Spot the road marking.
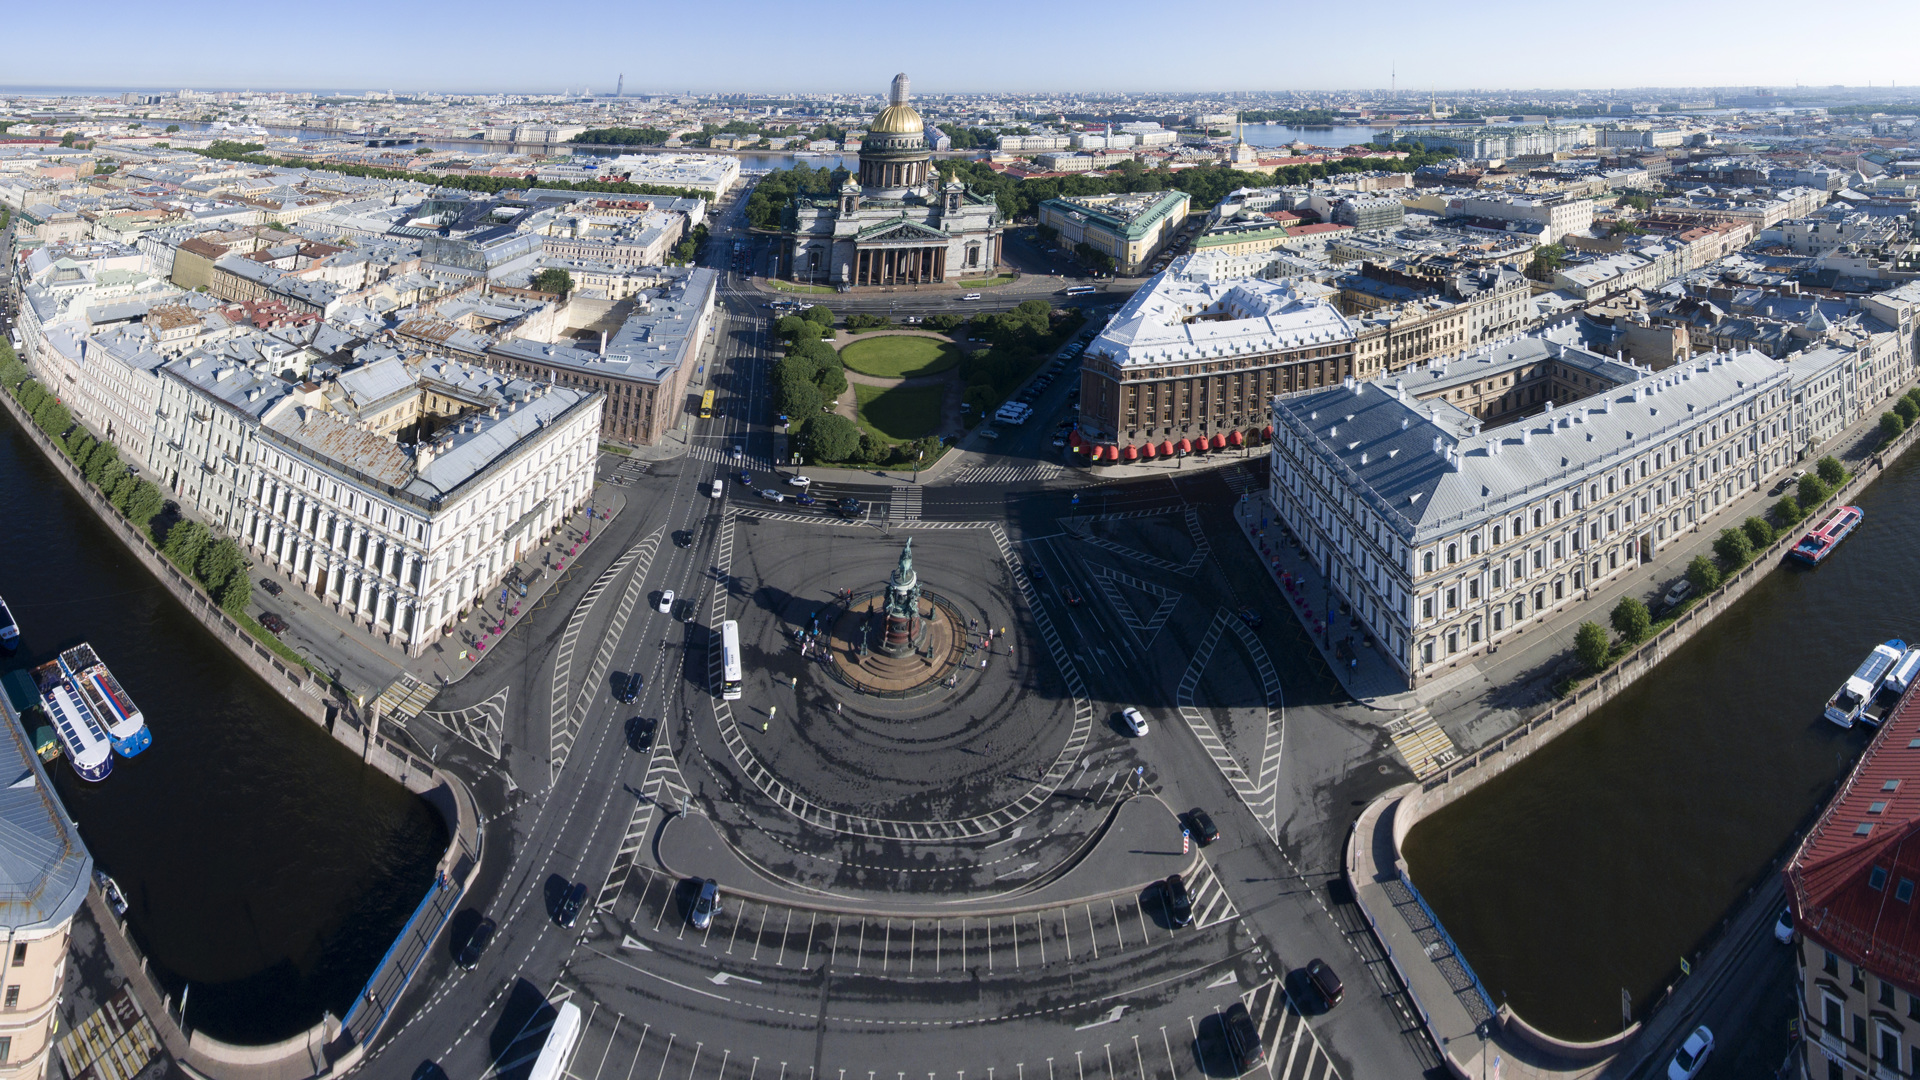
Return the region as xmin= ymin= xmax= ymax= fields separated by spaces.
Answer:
xmin=1085 ymin=905 xmax=1099 ymax=960
xmin=621 ymin=935 xmax=653 ymax=952
xmin=776 ymin=909 xmax=793 ymax=967
xmin=654 ymin=1035 xmax=677 ymax=1080
xmin=709 ymin=971 xmax=763 ymax=987
xmin=1011 ymin=917 xmax=1020 ymax=968
xmin=1109 ymin=899 xmax=1125 ymax=952
xmin=1074 ymin=1006 xmax=1128 ymax=1031
xmin=1207 ymin=972 xmax=1237 ymax=989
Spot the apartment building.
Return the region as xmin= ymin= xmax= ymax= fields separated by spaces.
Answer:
xmin=1446 ymin=192 xmax=1595 ymax=243
xmin=150 ymin=353 xmax=293 ymax=534
xmin=1038 ymin=190 xmax=1190 ymax=275
xmin=1268 ymin=339 xmax=1792 ymax=687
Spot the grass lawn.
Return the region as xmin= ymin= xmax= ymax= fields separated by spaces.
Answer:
xmin=854 ymin=383 xmax=945 ymax=442
xmin=958 ymin=274 xmax=1018 ymax=287
xmin=765 ymin=279 xmax=837 ymax=294
xmin=839 ymin=335 xmax=963 ymax=378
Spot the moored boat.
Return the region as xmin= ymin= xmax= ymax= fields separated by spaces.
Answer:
xmin=1869 ymin=646 xmax=1920 ymax=726
xmin=1789 ymin=506 xmax=1864 ymax=566
xmin=0 ymin=596 xmax=16 ymax=651
xmin=58 ymin=644 xmax=150 ymax=758
xmin=1827 ymin=639 xmax=1907 ymax=728
xmin=32 ymin=661 xmax=112 ymax=781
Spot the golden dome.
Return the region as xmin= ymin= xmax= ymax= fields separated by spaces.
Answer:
xmin=869 ymin=102 xmax=925 ymax=136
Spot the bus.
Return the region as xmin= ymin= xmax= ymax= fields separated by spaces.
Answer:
xmin=699 ymin=389 xmax=716 ymax=420
xmin=527 ymin=1001 xmax=583 ymax=1080
xmin=719 ymin=620 xmax=743 ymax=700
xmin=1063 ymin=285 xmax=1097 ymax=297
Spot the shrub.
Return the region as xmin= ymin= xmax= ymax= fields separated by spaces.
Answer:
xmin=1575 ymin=621 xmax=1611 ymax=673
xmin=1741 ymin=516 xmax=1776 ymax=550
xmin=1686 ymin=554 xmax=1721 ymax=596
xmin=801 ymin=413 xmax=861 ymax=461
xmin=1713 ymin=527 xmax=1754 ymax=570
xmin=803 ymin=305 xmax=834 ymax=327
xmin=1898 ymin=398 xmax=1919 ymax=427
xmin=1816 ymin=455 xmax=1846 ymax=487
xmin=1610 ymin=596 xmax=1651 ymax=645
xmin=1797 ymin=474 xmax=1829 ymax=509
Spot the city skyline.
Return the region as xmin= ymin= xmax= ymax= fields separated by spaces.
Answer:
xmin=7 ymin=0 xmax=1920 ymax=96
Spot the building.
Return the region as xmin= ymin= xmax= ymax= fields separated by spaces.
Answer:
xmin=0 ymin=688 xmax=91 ymax=1080
xmin=1785 ymin=690 xmax=1920 ymax=1080
xmin=1038 ymin=190 xmax=1190 ymax=276
xmin=781 ymin=75 xmax=1003 ymax=287
xmin=1268 ymin=338 xmax=1793 ymax=687
xmin=150 ymin=351 xmax=294 ymax=533
xmin=1077 ymin=270 xmax=1356 ymax=454
xmin=1330 ymin=196 xmax=1406 ymax=232
xmin=596 ymin=153 xmax=740 ymax=199
xmin=1445 ymin=192 xmax=1595 ymax=243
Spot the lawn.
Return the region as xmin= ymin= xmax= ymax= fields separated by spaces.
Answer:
xmin=958 ymin=274 xmax=1018 ymax=287
xmin=765 ymin=279 xmax=836 ymax=294
xmin=854 ymin=383 xmax=945 ymax=442
xmin=839 ymin=335 xmax=963 ymax=378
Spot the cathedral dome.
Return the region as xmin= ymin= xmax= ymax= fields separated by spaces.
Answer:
xmin=867 ymin=73 xmax=925 ymax=137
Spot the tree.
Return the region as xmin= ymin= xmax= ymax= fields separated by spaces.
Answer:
xmin=66 ymin=431 xmax=94 ymax=463
xmin=1797 ymin=473 xmax=1829 ymax=509
xmin=1713 ymin=527 xmax=1753 ymax=570
xmin=1878 ymin=410 xmax=1903 ymax=444
xmin=803 ymin=305 xmax=834 ymax=328
xmin=530 ymin=268 xmax=573 ymax=296
xmin=33 ymin=400 xmax=71 ymax=443
xmin=165 ymin=124 xmax=180 ymax=133
xmin=1897 ymin=398 xmax=1919 ymax=427
xmin=802 ymin=414 xmax=861 ymax=461
xmin=197 ymin=538 xmax=247 ymax=596
xmin=84 ymin=442 xmax=120 ymax=488
xmin=216 ymin=573 xmax=251 ymax=615
xmin=1527 ymin=243 xmax=1568 ymax=281
xmin=1771 ymin=495 xmax=1805 ymax=528
xmin=163 ymin=519 xmax=211 ymax=572
xmin=1685 ymin=555 xmax=1721 ymax=597
xmin=1610 ymin=596 xmax=1651 ymax=645
xmin=1816 ymin=455 xmax=1846 ymax=486
xmin=1575 ymin=621 xmax=1611 ymax=673
xmin=1741 ymin=516 xmax=1775 ymax=551
xmin=59 ymin=131 xmax=78 ymax=148
xmin=123 ymin=480 xmax=165 ymax=530
xmin=814 ymin=357 xmax=848 ymax=400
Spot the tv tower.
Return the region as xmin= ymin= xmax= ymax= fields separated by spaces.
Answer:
xmin=615 ymin=73 xmax=624 ymax=98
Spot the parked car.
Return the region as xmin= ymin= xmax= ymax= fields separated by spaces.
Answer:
xmin=258 ymin=612 xmax=289 ymax=635
xmin=556 ymin=882 xmax=587 ymax=928
xmin=1661 ymin=579 xmax=1693 ymax=612
xmin=787 ymin=474 xmax=813 ymax=488
xmin=259 ymin=577 xmax=284 ymax=597
xmin=1305 ymin=958 xmax=1343 ymax=1008
xmin=978 ymin=428 xmax=1001 ymax=440
xmin=1221 ymin=1002 xmax=1264 ymax=1072
xmin=691 ymin=878 xmax=722 ymax=929
xmin=657 ymin=589 xmax=675 ymax=614
xmin=1153 ymin=873 xmax=1192 ymax=927
xmin=1666 ymin=1026 xmax=1713 ymax=1080
xmin=1120 ymin=707 xmax=1148 ymax=736
xmin=1185 ymin=807 xmax=1219 ymax=846
xmin=619 ymin=672 xmax=642 ymax=703
xmin=759 ymin=488 xmax=785 ymax=503
xmin=456 ymin=917 xmax=495 ymax=969
xmin=1774 ymin=906 xmax=1794 ymax=944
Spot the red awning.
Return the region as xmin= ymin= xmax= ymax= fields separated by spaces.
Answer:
xmin=1209 ymin=433 xmax=1227 ymax=450
xmin=1227 ymin=429 xmax=1244 ymax=447
xmin=1122 ymin=444 xmax=1139 ymax=462
xmin=1263 ymin=425 xmax=1274 ymax=440
xmin=1159 ymin=440 xmax=1176 ymax=458
xmin=1176 ymin=437 xmax=1193 ymax=454
xmin=1069 ymin=430 xmax=1085 ymax=450
xmin=1098 ymin=445 xmax=1116 ymax=462
xmin=1140 ymin=441 xmax=1157 ymax=459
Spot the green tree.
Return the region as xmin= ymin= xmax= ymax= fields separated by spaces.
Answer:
xmin=59 ymin=131 xmax=78 ymax=148
xmin=1771 ymin=495 xmax=1805 ymax=528
xmin=1897 ymin=398 xmax=1919 ymax=427
xmin=1816 ymin=455 xmax=1846 ymax=486
xmin=803 ymin=305 xmax=834 ymax=328
xmin=1797 ymin=473 xmax=1829 ymax=509
xmin=163 ymin=519 xmax=211 ymax=571
xmin=196 ymin=537 xmax=247 ymax=596
xmin=1880 ymin=411 xmax=1904 ymax=444
xmin=216 ymin=573 xmax=251 ymax=615
xmin=802 ymin=413 xmax=861 ymax=461
xmin=1741 ymin=516 xmax=1776 ymax=551
xmin=1686 ymin=554 xmax=1721 ymax=596
xmin=33 ymin=400 xmax=72 ymax=443
xmin=1713 ymin=527 xmax=1754 ymax=569
xmin=84 ymin=442 xmax=120 ymax=488
xmin=814 ymin=357 xmax=848 ymax=400
xmin=123 ymin=480 xmax=164 ymax=530
xmin=1526 ymin=242 xmax=1568 ymax=281
xmin=1575 ymin=620 xmax=1611 ymax=673
xmin=66 ymin=430 xmax=94 ymax=463
xmin=165 ymin=124 xmax=180 ymax=133
xmin=1610 ymin=596 xmax=1651 ymax=645
xmin=530 ymin=268 xmax=573 ymax=296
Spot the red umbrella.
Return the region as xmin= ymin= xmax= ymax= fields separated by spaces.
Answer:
xmin=1122 ymin=444 xmax=1139 ymax=462
xmin=1140 ymin=441 xmax=1157 ymax=459
xmin=1227 ymin=429 xmax=1244 ymax=447
xmin=1158 ymin=440 xmax=1176 ymax=457
xmin=1176 ymin=437 xmax=1193 ymax=454
xmin=1210 ymin=433 xmax=1228 ymax=451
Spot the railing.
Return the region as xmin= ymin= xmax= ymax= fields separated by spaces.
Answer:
xmin=1397 ymin=868 xmax=1498 ymax=1018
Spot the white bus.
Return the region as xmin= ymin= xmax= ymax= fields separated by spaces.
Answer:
xmin=719 ymin=620 xmax=743 ymax=700
xmin=1063 ymin=285 xmax=1096 ymax=296
xmin=527 ymin=1001 xmax=583 ymax=1080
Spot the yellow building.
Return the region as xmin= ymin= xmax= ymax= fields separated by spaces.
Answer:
xmin=1038 ymin=190 xmax=1190 ymax=275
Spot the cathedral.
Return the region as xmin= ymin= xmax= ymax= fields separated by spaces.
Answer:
xmin=781 ymin=74 xmax=1003 ymax=287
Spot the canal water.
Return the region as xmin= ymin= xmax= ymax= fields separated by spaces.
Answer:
xmin=1401 ymin=452 xmax=1920 ymax=1039
xmin=0 ymin=416 xmax=447 ymax=1044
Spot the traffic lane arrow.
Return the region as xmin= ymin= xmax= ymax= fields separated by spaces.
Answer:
xmin=709 ymin=971 xmax=764 ymax=987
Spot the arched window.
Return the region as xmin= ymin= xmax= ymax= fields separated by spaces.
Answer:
xmin=1423 ymin=551 xmax=1435 ymax=573
xmin=1446 ymin=543 xmax=1458 ymax=564
xmin=1470 ymin=535 xmax=1482 ymax=555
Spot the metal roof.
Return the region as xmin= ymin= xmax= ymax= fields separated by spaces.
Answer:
xmin=0 ymin=692 xmax=92 ymax=934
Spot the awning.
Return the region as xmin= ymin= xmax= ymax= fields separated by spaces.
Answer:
xmin=1176 ymin=437 xmax=1193 ymax=454
xmin=1227 ymin=429 xmax=1244 ymax=447
xmin=1140 ymin=441 xmax=1157 ymax=459
xmin=1210 ymin=433 xmax=1228 ymax=451
xmin=1069 ymin=430 xmax=1085 ymax=450
xmin=1263 ymin=425 xmax=1274 ymax=440
xmin=1122 ymin=444 xmax=1139 ymax=462
xmin=1159 ymin=440 xmax=1176 ymax=458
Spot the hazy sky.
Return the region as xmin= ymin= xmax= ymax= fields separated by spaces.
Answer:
xmin=8 ymin=0 xmax=1920 ymax=95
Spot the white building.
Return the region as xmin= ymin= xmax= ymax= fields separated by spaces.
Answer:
xmin=1447 ymin=192 xmax=1595 ymax=243
xmin=596 ymin=153 xmax=741 ymax=198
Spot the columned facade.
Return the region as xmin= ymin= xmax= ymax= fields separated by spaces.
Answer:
xmin=855 ymin=245 xmax=947 ymax=287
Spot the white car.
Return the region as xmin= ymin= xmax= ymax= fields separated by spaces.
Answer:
xmin=657 ymin=589 xmax=675 ymax=614
xmin=711 ymin=479 xmax=724 ymax=498
xmin=787 ymin=475 xmax=812 ymax=488
xmin=1120 ymin=707 xmax=1148 ymax=737
xmin=1666 ymin=1026 xmax=1713 ymax=1080
xmin=961 ymin=293 xmax=982 ymax=301
xmin=731 ymin=445 xmax=743 ymax=459
xmin=1773 ymin=906 xmax=1794 ymax=944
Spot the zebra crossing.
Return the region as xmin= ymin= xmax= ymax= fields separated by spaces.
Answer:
xmin=686 ymin=442 xmax=761 ymax=467
xmin=1385 ymin=706 xmax=1459 ymax=779
xmin=371 ymin=672 xmax=437 ymax=723
xmin=1240 ymin=977 xmax=1343 ymax=1080
xmin=888 ymin=484 xmax=923 ymax=520
xmin=1221 ymin=465 xmax=1261 ymax=496
xmin=950 ymin=463 xmax=1064 ymax=485
xmin=599 ymin=456 xmax=651 ymax=486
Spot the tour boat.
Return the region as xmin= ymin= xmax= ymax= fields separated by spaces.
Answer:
xmin=1868 ymin=647 xmax=1920 ymax=726
xmin=58 ymin=644 xmax=151 ymax=758
xmin=1788 ymin=506 xmax=1864 ymax=566
xmin=93 ymin=871 xmax=128 ymax=917
xmin=0 ymin=595 xmax=16 ymax=651
xmin=32 ymin=661 xmax=112 ymax=782
xmin=1826 ymin=639 xmax=1908 ymax=729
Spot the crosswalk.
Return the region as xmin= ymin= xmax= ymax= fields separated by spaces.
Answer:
xmin=598 ymin=457 xmax=651 ymax=486
xmin=1221 ymin=465 xmax=1261 ymax=496
xmin=888 ymin=484 xmax=923 ymax=520
xmin=686 ymin=442 xmax=765 ymax=468
xmin=372 ymin=672 xmax=436 ymax=723
xmin=951 ymin=463 xmax=1065 ymax=485
xmin=1385 ymin=706 xmax=1459 ymax=779
xmin=1240 ymin=977 xmax=1343 ymax=1080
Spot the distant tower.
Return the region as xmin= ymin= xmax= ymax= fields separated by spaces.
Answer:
xmin=616 ymin=73 xmax=624 ymax=98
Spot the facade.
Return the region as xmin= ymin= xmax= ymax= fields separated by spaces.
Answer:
xmin=150 ymin=353 xmax=293 ymax=533
xmin=1268 ymin=338 xmax=1793 ymax=687
xmin=1038 ymin=190 xmax=1191 ymax=276
xmin=1330 ymin=196 xmax=1406 ymax=232
xmin=596 ymin=154 xmax=740 ymax=198
xmin=782 ymin=74 xmax=1003 ymax=287
xmin=1446 ymin=192 xmax=1595 ymax=243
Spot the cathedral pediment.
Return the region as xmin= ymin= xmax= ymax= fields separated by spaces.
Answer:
xmin=854 ymin=218 xmax=949 ymax=244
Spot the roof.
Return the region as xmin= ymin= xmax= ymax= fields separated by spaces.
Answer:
xmin=1091 ymin=270 xmax=1352 ymax=370
xmin=1789 ymin=686 xmax=1920 ymax=995
xmin=0 ymin=689 xmax=92 ymax=934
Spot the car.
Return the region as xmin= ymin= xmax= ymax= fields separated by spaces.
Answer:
xmin=1051 ymin=436 xmax=1067 ymax=448
xmin=455 ymin=917 xmax=495 ymax=968
xmin=1221 ymin=1001 xmax=1264 ymax=1072
xmin=626 ymin=715 xmax=657 ymax=752
xmin=711 ymin=479 xmax=725 ymax=498
xmin=787 ymin=474 xmax=813 ymax=488
xmin=1185 ymin=807 xmax=1219 ymax=845
xmin=1062 ymin=585 xmax=1082 ymax=606
xmin=731 ymin=445 xmax=744 ymax=459
xmin=795 ymin=493 xmax=817 ymax=507
xmin=259 ymin=577 xmax=283 ymax=597
xmin=1236 ymin=607 xmax=1263 ymax=628
xmin=1305 ymin=958 xmax=1343 ymax=1008
xmin=759 ymin=488 xmax=785 ymax=503
xmin=1774 ymin=905 xmax=1794 ymax=944
xmin=556 ymin=882 xmax=587 ymax=928
xmin=1027 ymin=563 xmax=1046 ymax=581
xmin=691 ymin=878 xmax=721 ymax=929
xmin=674 ymin=530 xmax=694 ymax=548
xmin=1661 ymin=579 xmax=1693 ymax=611
xmin=1666 ymin=1025 xmax=1713 ymax=1080
xmin=258 ymin=612 xmax=289 ymax=635
xmin=1120 ymin=707 xmax=1148 ymax=736
xmin=657 ymin=589 xmax=675 ymax=614
xmin=737 ymin=470 xmax=753 ymax=485
xmin=961 ymin=293 xmax=982 ymax=301
xmin=619 ymin=672 xmax=642 ymax=703
xmin=979 ymin=428 xmax=1001 ymax=439
xmin=1164 ymin=874 xmax=1193 ymax=927
xmin=838 ymin=497 xmax=863 ymax=518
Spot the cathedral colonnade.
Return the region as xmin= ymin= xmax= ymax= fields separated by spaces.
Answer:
xmin=855 ymin=246 xmax=947 ymax=286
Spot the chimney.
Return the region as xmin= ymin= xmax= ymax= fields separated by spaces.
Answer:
xmin=1521 ymin=426 xmax=1532 ymax=445
xmin=415 ymin=441 xmax=436 ymax=474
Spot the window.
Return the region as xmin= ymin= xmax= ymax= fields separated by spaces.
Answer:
xmin=8 ymin=944 xmax=20 ymax=968
xmin=1824 ymin=994 xmax=1843 ymax=1031
xmin=2 ymin=985 xmax=16 ymax=1010
xmin=1493 ymin=568 xmax=1503 ymax=588
xmin=1825 ymin=950 xmax=1840 ymax=975
xmin=1899 ymin=879 xmax=1915 ymax=904
xmin=1422 ymin=597 xmax=1435 ymax=620
xmin=1446 ymin=543 xmax=1458 ymax=564
xmin=1883 ymin=982 xmax=1898 ymax=1009
xmin=1872 ymin=866 xmax=1889 ymax=891
xmin=1469 ymin=535 xmax=1481 ymax=556
xmin=1445 ymin=587 xmax=1458 ymax=609
xmin=1493 ymin=610 xmax=1504 ymax=632
xmin=1423 ymin=552 xmax=1435 ymax=573
xmin=1422 ymin=640 xmax=1434 ymax=664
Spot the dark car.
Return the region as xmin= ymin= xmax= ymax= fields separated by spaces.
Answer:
xmin=259 ymin=577 xmax=283 ymax=597
xmin=556 ymin=882 xmax=587 ymax=928
xmin=1186 ymin=807 xmax=1220 ymax=846
xmin=626 ymin=715 xmax=657 ymax=752
xmin=618 ymin=672 xmax=642 ymax=703
xmin=738 ymin=469 xmax=753 ymax=485
xmin=1164 ymin=874 xmax=1193 ymax=927
xmin=455 ymin=917 xmax=495 ymax=968
xmin=1222 ymin=1001 xmax=1264 ymax=1071
xmin=1062 ymin=584 xmax=1083 ymax=606
xmin=1305 ymin=958 xmax=1343 ymax=1008
xmin=795 ymin=493 xmax=817 ymax=507
xmin=1236 ymin=607 xmax=1263 ymax=628
xmin=673 ymin=599 xmax=695 ymax=622
xmin=673 ymin=530 xmax=694 ymax=548
xmin=1028 ymin=563 xmax=1047 ymax=581
xmin=838 ymin=497 xmax=862 ymax=518
xmin=258 ymin=612 xmax=289 ymax=635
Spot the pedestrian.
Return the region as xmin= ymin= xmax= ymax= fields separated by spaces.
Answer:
xmin=836 ymin=702 xmax=842 ymax=713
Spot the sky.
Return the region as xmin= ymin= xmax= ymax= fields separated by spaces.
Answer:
xmin=8 ymin=0 xmax=1920 ymax=96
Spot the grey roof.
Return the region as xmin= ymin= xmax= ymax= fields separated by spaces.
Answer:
xmin=0 ymin=692 xmax=92 ymax=934
xmin=491 ymin=266 xmax=715 ymax=387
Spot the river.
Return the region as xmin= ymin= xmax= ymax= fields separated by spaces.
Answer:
xmin=0 ymin=414 xmax=447 ymax=1044
xmin=1401 ymin=452 xmax=1920 ymax=1040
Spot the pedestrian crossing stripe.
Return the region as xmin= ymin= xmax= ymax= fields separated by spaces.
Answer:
xmin=1240 ymin=977 xmax=1343 ymax=1080
xmin=888 ymin=484 xmax=923 ymax=520
xmin=952 ymin=463 xmax=1065 ymax=485
xmin=1386 ymin=705 xmax=1459 ymax=779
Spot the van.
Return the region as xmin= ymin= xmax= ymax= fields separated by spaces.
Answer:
xmin=961 ymin=293 xmax=982 ymax=301
xmin=710 ymin=479 xmax=724 ymax=498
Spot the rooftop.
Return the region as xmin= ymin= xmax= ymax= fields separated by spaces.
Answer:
xmin=1090 ymin=270 xmax=1351 ymax=370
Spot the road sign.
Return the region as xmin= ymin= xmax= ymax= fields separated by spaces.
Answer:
xmin=1182 ymin=828 xmax=1190 ymax=855
xmin=1679 ymin=957 xmax=1691 ymax=976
